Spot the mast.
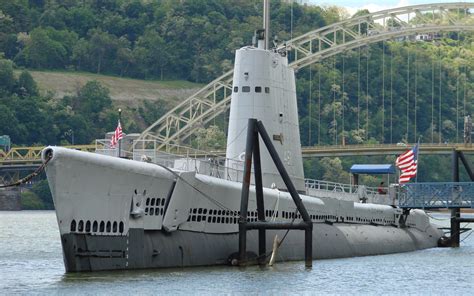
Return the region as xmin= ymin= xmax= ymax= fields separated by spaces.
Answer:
xmin=263 ymin=0 xmax=270 ymax=49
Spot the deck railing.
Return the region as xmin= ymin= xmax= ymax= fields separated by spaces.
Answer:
xmin=95 ymin=140 xmax=395 ymax=205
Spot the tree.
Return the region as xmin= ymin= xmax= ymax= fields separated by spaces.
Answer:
xmin=72 ymin=80 xmax=112 ymax=117
xmin=319 ymin=157 xmax=350 ymax=183
xmin=192 ymin=125 xmax=226 ymax=151
xmin=17 ymin=70 xmax=38 ymax=97
xmin=135 ymin=29 xmax=169 ymax=79
xmin=0 ymin=57 xmax=15 ymax=93
xmin=15 ymin=27 xmax=77 ymax=69
xmin=0 ymin=104 xmax=22 ymax=140
xmin=31 ymin=179 xmax=54 ymax=210
xmin=88 ymin=29 xmax=118 ymax=74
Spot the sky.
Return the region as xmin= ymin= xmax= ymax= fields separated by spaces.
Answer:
xmin=311 ymin=0 xmax=464 ymax=16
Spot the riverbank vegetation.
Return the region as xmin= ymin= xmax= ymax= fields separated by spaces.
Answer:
xmin=1 ymin=1 xmax=474 ymax=210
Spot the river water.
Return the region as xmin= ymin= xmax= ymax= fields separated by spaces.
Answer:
xmin=1 ymin=211 xmax=473 ymax=295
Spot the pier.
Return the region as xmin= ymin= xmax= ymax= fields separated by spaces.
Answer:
xmin=399 ymin=151 xmax=474 ymax=247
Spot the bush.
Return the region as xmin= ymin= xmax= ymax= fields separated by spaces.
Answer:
xmin=31 ymin=179 xmax=54 ymax=210
xmin=21 ymin=190 xmax=44 ymax=210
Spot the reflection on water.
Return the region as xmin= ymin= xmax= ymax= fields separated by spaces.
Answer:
xmin=1 ymin=211 xmax=473 ymax=295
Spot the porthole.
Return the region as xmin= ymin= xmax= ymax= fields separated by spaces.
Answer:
xmin=93 ymin=221 xmax=98 ymax=232
xmin=70 ymin=220 xmax=76 ymax=232
xmin=78 ymin=220 xmax=84 ymax=232
xmin=233 ymin=86 xmax=238 ymax=93
xmin=146 ymin=198 xmax=150 ymax=206
xmin=207 ymin=216 xmax=212 ymax=223
xmin=213 ymin=217 xmax=217 ymax=223
xmin=217 ymin=217 xmax=221 ymax=223
xmin=255 ymin=86 xmax=262 ymax=93
xmin=161 ymin=199 xmax=165 ymax=206
xmin=265 ymin=87 xmax=270 ymax=94
xmin=151 ymin=198 xmax=155 ymax=206
xmin=198 ymin=208 xmax=203 ymax=214
xmin=106 ymin=221 xmax=111 ymax=232
xmin=242 ymin=86 xmax=250 ymax=92
xmin=160 ymin=208 xmax=164 ymax=215
xmin=113 ymin=221 xmax=117 ymax=233
xmin=150 ymin=208 xmax=155 ymax=215
xmin=119 ymin=222 xmax=124 ymax=233
xmin=100 ymin=221 xmax=105 ymax=232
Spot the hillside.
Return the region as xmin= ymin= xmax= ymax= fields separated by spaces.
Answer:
xmin=22 ymin=70 xmax=202 ymax=107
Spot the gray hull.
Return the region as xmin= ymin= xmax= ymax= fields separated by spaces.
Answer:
xmin=43 ymin=147 xmax=443 ymax=272
xmin=62 ymin=224 xmax=440 ymax=272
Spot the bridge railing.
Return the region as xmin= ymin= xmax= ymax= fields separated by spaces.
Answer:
xmin=303 ymin=142 xmax=472 ymax=150
xmin=0 ymin=145 xmax=96 ymax=164
xmin=398 ymin=182 xmax=474 ymax=209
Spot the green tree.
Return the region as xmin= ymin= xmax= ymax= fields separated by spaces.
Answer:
xmin=17 ymin=70 xmax=38 ymax=96
xmin=88 ymin=29 xmax=118 ymax=74
xmin=31 ymin=179 xmax=53 ymax=210
xmin=69 ymin=80 xmax=112 ymax=117
xmin=0 ymin=57 xmax=15 ymax=93
xmin=192 ymin=125 xmax=226 ymax=150
xmin=15 ymin=27 xmax=77 ymax=69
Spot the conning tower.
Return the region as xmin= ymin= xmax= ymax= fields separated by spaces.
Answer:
xmin=225 ymin=29 xmax=305 ymax=192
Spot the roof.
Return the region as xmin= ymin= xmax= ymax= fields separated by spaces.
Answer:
xmin=350 ymin=164 xmax=395 ymax=174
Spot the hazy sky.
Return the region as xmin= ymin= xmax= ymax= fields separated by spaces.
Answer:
xmin=311 ymin=0 xmax=463 ymax=15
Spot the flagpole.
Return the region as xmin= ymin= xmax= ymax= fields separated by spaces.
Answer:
xmin=415 ymin=136 xmax=421 ymax=182
xmin=118 ymin=108 xmax=122 ymax=158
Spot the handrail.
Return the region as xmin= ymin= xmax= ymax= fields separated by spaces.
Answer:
xmin=0 ymin=145 xmax=96 ymax=164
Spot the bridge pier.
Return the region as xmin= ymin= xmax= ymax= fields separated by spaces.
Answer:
xmin=448 ymin=150 xmax=474 ymax=247
xmin=450 ymin=208 xmax=461 ymax=247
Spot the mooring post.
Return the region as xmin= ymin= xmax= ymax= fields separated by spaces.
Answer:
xmin=256 ymin=121 xmax=313 ymax=267
xmin=458 ymin=151 xmax=474 ymax=181
xmin=450 ymin=150 xmax=460 ymax=247
xmin=253 ymin=129 xmax=266 ymax=264
xmin=239 ymin=119 xmax=257 ymax=265
xmin=239 ymin=119 xmax=313 ymax=267
xmin=304 ymin=224 xmax=313 ymax=267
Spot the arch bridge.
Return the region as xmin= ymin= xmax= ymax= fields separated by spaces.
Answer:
xmin=134 ymin=2 xmax=474 ymax=151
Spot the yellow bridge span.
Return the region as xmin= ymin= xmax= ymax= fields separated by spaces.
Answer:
xmin=0 ymin=145 xmax=96 ymax=166
xmin=1 ymin=143 xmax=473 ymax=167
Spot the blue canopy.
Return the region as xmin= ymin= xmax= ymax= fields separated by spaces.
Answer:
xmin=350 ymin=164 xmax=395 ymax=175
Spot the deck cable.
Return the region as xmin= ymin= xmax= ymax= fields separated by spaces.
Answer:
xmin=154 ymin=162 xmax=302 ymax=262
xmin=0 ymin=154 xmax=52 ymax=188
xmin=154 ymin=162 xmax=243 ymax=218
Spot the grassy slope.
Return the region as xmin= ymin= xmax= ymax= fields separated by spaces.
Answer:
xmin=19 ymin=70 xmax=203 ymax=107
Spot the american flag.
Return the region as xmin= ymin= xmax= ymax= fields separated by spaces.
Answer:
xmin=110 ymin=120 xmax=123 ymax=148
xmin=395 ymin=144 xmax=418 ymax=184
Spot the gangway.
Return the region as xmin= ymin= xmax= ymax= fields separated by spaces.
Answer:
xmin=398 ymin=150 xmax=474 ymax=248
xmin=398 ymin=182 xmax=474 ymax=209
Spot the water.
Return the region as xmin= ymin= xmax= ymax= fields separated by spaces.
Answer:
xmin=1 ymin=211 xmax=473 ymax=295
